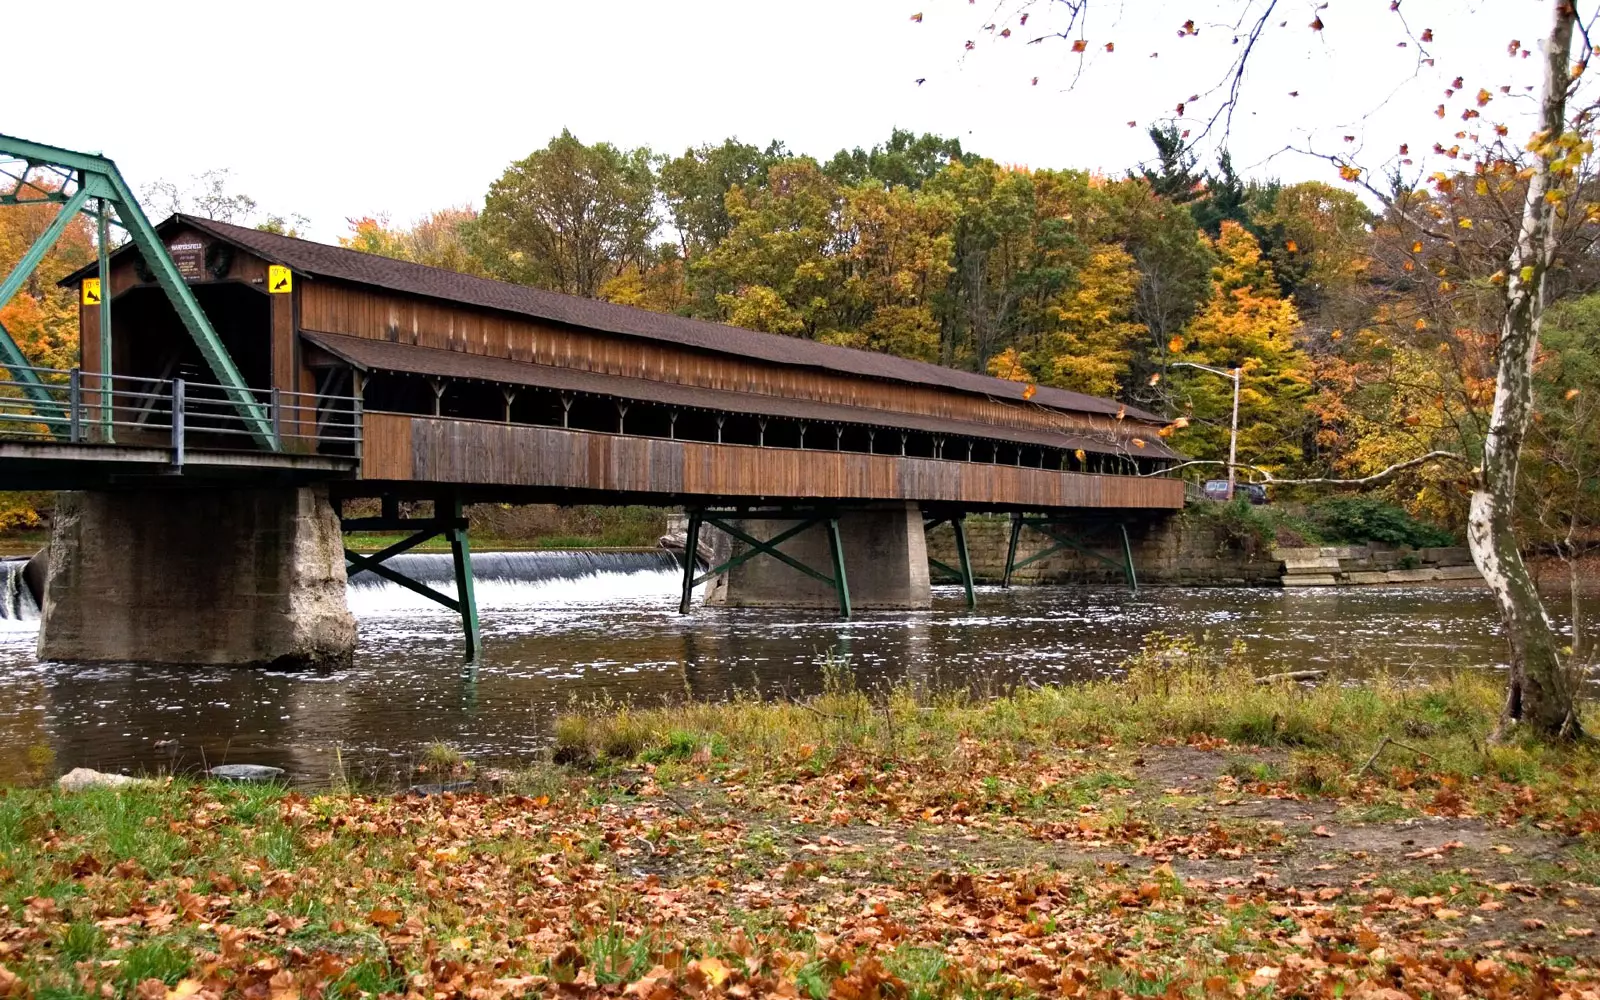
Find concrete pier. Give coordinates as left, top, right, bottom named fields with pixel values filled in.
left=37, top=487, right=356, bottom=668
left=703, top=502, right=931, bottom=610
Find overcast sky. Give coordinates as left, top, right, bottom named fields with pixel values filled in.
left=7, top=0, right=1552, bottom=242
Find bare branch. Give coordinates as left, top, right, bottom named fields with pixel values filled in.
left=1143, top=451, right=1468, bottom=488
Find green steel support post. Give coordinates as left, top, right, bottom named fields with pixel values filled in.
left=1002, top=513, right=1023, bottom=589
left=825, top=516, right=852, bottom=619
left=952, top=515, right=977, bottom=610
left=447, top=497, right=480, bottom=659
left=96, top=198, right=112, bottom=442
left=678, top=510, right=703, bottom=615
left=1120, top=523, right=1139, bottom=594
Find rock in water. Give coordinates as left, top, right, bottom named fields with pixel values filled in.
left=209, top=764, right=286, bottom=782
left=57, top=767, right=143, bottom=791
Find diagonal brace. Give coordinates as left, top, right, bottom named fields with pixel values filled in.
left=343, top=526, right=461, bottom=613
left=1007, top=517, right=1137, bottom=592
left=691, top=516, right=838, bottom=589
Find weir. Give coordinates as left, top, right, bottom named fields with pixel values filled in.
left=1, top=558, right=39, bottom=622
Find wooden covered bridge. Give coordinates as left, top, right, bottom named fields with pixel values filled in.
left=2, top=134, right=1183, bottom=665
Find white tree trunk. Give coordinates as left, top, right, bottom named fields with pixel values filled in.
left=1466, top=1, right=1582, bottom=738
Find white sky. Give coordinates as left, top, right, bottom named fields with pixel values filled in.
left=6, top=0, right=1559, bottom=242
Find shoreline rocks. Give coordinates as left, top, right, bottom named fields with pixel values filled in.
left=57, top=767, right=149, bottom=792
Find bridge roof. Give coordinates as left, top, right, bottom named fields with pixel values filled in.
left=303, top=330, right=1180, bottom=460
left=70, top=213, right=1167, bottom=424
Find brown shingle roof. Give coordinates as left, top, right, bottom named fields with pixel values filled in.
left=142, top=214, right=1167, bottom=425
left=303, top=330, right=1181, bottom=461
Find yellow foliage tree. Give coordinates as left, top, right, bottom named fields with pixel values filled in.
left=1, top=198, right=94, bottom=534
left=1170, top=222, right=1311, bottom=472
left=1034, top=244, right=1147, bottom=397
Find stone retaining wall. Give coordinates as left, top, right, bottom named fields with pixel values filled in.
left=1274, top=544, right=1482, bottom=587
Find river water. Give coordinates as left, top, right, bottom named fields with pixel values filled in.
left=0, top=551, right=1565, bottom=786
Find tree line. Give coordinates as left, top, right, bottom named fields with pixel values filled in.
left=342, top=126, right=1597, bottom=552
left=4, top=123, right=1597, bottom=564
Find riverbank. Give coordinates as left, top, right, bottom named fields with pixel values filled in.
left=5, top=647, right=1596, bottom=998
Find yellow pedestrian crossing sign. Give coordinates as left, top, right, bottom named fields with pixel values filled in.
left=82, top=278, right=102, bottom=306
left=268, top=265, right=293, bottom=294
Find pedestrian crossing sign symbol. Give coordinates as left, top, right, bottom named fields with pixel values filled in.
left=82, top=278, right=101, bottom=305
left=268, top=265, right=293, bottom=294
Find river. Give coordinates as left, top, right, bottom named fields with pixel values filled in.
left=0, top=550, right=1564, bottom=786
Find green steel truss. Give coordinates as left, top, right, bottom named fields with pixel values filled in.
left=678, top=508, right=853, bottom=618
left=923, top=513, right=977, bottom=609
left=0, top=133, right=275, bottom=448
left=1002, top=514, right=1138, bottom=593
left=341, top=494, right=480, bottom=657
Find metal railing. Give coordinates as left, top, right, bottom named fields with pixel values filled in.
left=0, top=363, right=362, bottom=463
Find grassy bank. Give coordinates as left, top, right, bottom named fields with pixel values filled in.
left=4, top=643, right=1598, bottom=998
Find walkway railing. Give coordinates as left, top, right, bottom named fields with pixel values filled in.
left=0, top=363, right=362, bottom=462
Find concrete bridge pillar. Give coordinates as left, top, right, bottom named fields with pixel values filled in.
left=37, top=487, right=356, bottom=668
left=703, top=502, right=931, bottom=611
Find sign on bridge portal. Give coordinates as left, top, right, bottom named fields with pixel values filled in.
left=268, top=265, right=293, bottom=294
left=81, top=279, right=101, bottom=306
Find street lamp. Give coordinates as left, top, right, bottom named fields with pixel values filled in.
left=1171, top=361, right=1242, bottom=500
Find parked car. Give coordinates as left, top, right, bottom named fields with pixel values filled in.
left=1202, top=480, right=1268, bottom=504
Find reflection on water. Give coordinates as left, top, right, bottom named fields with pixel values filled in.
left=0, top=553, right=1539, bottom=785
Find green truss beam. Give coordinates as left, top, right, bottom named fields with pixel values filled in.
left=678, top=509, right=853, bottom=618
left=1002, top=515, right=1138, bottom=593
left=923, top=515, right=977, bottom=609
left=342, top=495, right=480, bottom=658
left=0, top=133, right=276, bottom=449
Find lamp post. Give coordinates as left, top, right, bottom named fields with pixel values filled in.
left=1171, top=361, right=1242, bottom=500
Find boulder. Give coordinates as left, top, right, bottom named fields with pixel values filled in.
left=57, top=767, right=145, bottom=792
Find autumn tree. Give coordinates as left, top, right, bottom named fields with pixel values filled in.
left=1169, top=222, right=1310, bottom=472
left=825, top=181, right=955, bottom=361
left=924, top=158, right=1038, bottom=368
left=825, top=129, right=968, bottom=191
left=695, top=158, right=846, bottom=336
left=341, top=208, right=486, bottom=275
left=1032, top=244, right=1147, bottom=396
left=141, top=169, right=308, bottom=235
left=0, top=193, right=94, bottom=530
left=474, top=130, right=657, bottom=298
left=660, top=138, right=786, bottom=260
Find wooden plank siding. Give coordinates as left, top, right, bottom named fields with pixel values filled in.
left=302, top=281, right=1149, bottom=441
left=360, top=412, right=1185, bottom=510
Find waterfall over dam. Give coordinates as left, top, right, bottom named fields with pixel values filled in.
left=1, top=558, right=40, bottom=623
left=345, top=549, right=686, bottom=613
left=4, top=549, right=688, bottom=625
